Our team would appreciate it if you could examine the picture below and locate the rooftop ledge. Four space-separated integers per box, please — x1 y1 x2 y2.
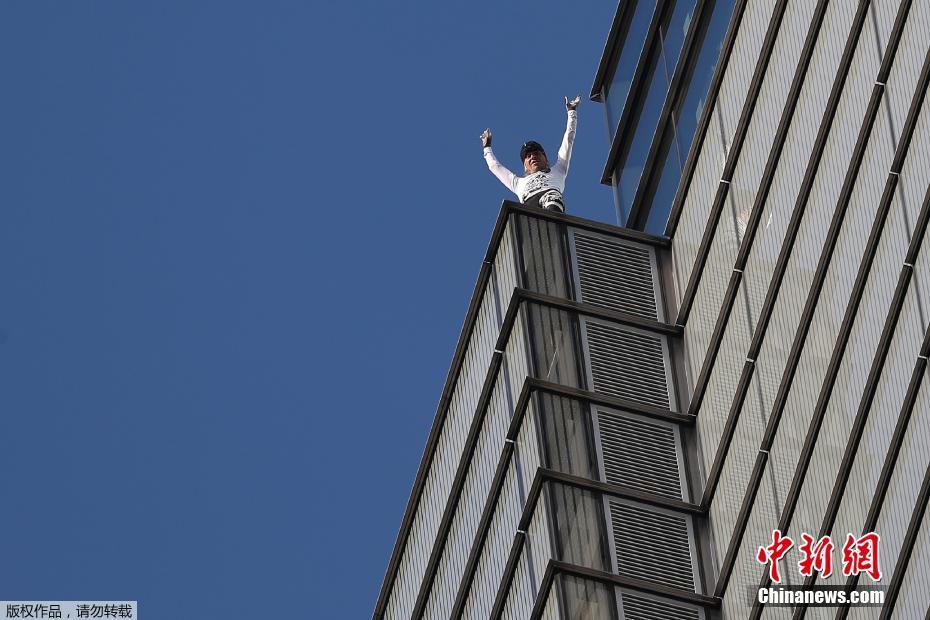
485 200 670 265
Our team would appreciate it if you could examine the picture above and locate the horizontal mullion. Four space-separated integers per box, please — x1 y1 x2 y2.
530 379 691 424
544 469 701 514
507 201 671 248
523 290 680 336
550 561 720 607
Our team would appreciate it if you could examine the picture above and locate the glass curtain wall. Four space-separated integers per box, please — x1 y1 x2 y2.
513 212 573 299
604 0 657 136
640 0 735 234
609 0 698 224
604 0 736 233
536 392 600 481
524 303 584 388
553 574 618 620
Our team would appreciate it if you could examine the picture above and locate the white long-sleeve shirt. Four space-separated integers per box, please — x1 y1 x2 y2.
483 109 577 203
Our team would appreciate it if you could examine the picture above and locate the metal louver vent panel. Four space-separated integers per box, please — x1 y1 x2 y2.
585 321 672 410
597 410 683 499
618 591 702 620
609 500 695 591
573 231 659 320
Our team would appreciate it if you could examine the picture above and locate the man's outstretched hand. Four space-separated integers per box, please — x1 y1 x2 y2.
565 95 581 111
481 128 492 148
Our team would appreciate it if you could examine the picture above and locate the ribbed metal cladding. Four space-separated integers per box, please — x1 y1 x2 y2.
585 321 672 409
597 409 683 499
618 591 703 620
573 231 660 320
609 500 695 591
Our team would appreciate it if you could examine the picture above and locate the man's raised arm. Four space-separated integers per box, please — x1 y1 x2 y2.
481 128 519 195
555 96 580 173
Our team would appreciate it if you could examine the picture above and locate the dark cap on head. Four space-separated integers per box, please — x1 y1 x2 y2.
520 141 545 160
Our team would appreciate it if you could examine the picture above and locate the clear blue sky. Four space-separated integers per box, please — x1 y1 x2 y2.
0 1 618 617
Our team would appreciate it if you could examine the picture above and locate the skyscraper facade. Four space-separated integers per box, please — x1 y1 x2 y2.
376 0 930 617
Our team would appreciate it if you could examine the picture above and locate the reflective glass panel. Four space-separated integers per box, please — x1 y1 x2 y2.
604 0 655 135
642 0 736 234
612 0 697 224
